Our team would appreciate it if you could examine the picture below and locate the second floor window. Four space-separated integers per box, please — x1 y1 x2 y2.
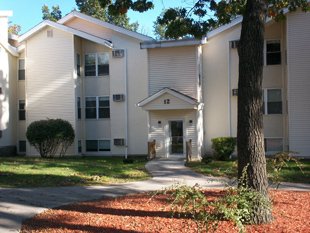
266 40 281 65
77 54 81 77
85 96 110 119
19 100 26 120
77 97 81 119
18 59 25 80
85 53 109 77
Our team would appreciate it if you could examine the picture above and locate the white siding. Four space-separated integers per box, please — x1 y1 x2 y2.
25 27 75 155
148 46 198 98
287 11 310 156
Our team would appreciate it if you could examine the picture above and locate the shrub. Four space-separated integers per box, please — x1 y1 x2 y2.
26 119 75 158
211 137 236 160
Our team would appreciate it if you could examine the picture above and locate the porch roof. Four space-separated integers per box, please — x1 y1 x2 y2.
137 88 200 110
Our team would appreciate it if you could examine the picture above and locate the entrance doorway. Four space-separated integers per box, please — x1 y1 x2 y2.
169 121 183 155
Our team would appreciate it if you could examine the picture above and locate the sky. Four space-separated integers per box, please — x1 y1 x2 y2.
0 0 193 38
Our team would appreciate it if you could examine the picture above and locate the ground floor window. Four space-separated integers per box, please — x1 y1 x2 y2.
78 140 82 153
19 140 26 153
86 140 110 152
264 138 283 152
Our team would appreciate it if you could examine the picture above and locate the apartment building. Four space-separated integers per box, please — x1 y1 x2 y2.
0 10 309 158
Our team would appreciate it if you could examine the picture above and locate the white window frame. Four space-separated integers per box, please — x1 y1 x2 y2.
18 99 26 120
85 96 110 119
264 39 281 66
84 52 109 77
77 97 81 119
263 88 282 115
18 58 25 80
85 139 111 152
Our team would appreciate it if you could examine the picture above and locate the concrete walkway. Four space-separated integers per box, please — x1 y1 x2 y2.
0 159 309 233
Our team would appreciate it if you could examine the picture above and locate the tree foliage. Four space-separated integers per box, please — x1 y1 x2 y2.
42 4 62 22
76 0 139 31
26 119 75 158
8 23 21 35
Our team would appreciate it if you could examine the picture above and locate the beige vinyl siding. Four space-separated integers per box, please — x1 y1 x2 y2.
148 110 198 158
0 46 17 148
64 17 114 41
287 11 310 156
203 22 285 153
25 27 75 155
148 46 198 99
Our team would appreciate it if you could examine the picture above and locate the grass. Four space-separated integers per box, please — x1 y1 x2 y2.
0 156 149 188
187 159 310 184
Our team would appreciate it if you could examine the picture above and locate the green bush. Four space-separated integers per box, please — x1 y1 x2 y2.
211 137 236 160
26 119 75 158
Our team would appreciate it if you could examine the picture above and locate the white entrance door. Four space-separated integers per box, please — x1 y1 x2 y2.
169 120 184 156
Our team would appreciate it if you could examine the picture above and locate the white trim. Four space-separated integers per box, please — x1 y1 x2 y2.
141 38 207 49
138 88 198 107
84 52 110 77
0 41 18 56
58 11 152 41
207 17 243 39
85 96 110 120
18 20 113 48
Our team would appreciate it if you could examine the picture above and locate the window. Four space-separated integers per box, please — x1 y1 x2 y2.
86 140 110 152
18 59 25 80
19 100 26 120
85 96 110 119
77 54 81 76
19 140 26 153
78 140 82 153
264 138 283 152
99 97 110 118
85 53 109 77
77 97 81 119
266 40 281 65
263 89 282 114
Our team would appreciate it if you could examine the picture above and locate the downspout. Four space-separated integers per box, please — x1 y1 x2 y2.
228 41 232 137
125 49 128 159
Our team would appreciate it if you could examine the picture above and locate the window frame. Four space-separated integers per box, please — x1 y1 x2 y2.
76 53 81 77
77 97 81 119
19 140 26 153
263 88 282 115
18 59 25 80
265 39 281 66
85 139 111 152
84 52 109 77
18 99 26 120
85 96 110 120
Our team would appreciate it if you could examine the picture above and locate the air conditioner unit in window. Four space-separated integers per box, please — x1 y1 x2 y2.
232 88 238 96
114 138 125 146
113 94 125 102
112 49 125 58
230 40 239 49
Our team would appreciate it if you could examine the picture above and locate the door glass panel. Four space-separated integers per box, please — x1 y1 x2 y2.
170 121 183 154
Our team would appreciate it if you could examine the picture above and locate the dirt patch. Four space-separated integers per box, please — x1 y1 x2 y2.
21 190 310 233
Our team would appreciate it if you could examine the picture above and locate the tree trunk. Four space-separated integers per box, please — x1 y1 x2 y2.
237 0 273 224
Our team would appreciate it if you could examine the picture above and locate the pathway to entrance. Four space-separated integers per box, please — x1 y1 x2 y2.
0 159 309 233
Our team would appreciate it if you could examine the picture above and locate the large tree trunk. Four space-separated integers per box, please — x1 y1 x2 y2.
237 0 272 224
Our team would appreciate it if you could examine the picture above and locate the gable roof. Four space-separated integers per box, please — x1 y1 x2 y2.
138 88 198 107
0 41 18 56
18 20 113 48
58 11 153 41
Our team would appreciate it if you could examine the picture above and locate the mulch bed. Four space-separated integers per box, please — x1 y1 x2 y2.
21 190 310 233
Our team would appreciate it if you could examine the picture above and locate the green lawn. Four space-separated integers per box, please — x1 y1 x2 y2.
0 156 149 188
187 159 310 184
